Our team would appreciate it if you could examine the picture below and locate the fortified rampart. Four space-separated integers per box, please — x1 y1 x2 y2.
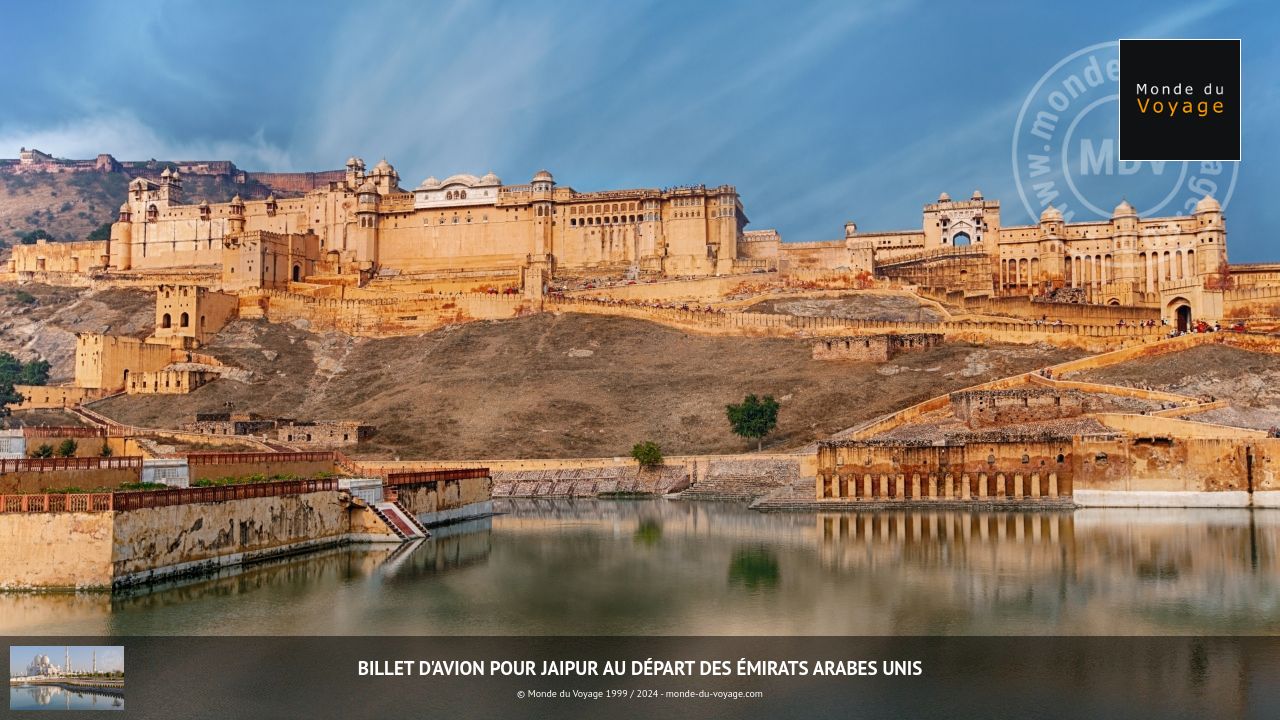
547 297 1159 351
11 385 113 410
241 289 531 336
918 289 1162 325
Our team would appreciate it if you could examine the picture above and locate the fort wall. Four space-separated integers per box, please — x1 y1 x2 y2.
0 510 114 589
12 385 112 410
1072 436 1264 493
562 273 778 302
387 472 492 521
184 452 336 483
7 241 108 274
920 289 1162 325
816 439 1074 502
243 289 530 336
110 488 347 586
0 458 143 493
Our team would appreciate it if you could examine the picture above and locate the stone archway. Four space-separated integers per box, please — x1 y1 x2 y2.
1168 297 1192 332
952 231 971 247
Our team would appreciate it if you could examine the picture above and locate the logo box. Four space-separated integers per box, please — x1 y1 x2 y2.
1119 39 1240 161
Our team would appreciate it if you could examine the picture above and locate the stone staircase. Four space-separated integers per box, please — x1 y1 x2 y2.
749 476 821 510
492 466 689 497
371 501 429 541
679 458 802 502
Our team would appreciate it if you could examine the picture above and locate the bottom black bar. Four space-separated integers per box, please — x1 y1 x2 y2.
6 637 1280 719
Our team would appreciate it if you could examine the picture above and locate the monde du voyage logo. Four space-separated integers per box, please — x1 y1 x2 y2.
1120 39 1241 162
1013 40 1240 225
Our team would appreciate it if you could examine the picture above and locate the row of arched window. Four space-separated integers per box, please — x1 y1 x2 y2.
570 215 642 227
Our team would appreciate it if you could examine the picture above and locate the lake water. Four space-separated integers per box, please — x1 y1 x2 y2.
4 499 1280 636
8 685 124 711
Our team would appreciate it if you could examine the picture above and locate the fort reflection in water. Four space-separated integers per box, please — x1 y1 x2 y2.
2 501 1279 636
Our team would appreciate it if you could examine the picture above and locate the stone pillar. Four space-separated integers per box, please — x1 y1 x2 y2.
1048 473 1059 498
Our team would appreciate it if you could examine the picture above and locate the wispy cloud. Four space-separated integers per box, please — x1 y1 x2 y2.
0 0 1272 259
0 112 292 170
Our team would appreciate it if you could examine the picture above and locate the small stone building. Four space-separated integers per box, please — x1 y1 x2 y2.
153 284 239 347
950 388 1090 429
812 333 943 362
184 413 373 447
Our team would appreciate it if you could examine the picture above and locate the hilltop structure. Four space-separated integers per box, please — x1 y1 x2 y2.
5 153 1278 329
2 147 344 192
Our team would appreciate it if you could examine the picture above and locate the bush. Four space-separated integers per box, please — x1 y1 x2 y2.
29 443 54 459
631 440 663 467
56 439 78 457
117 481 170 491
100 442 113 457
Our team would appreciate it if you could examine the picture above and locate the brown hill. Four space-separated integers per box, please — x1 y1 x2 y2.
0 283 155 380
92 314 1083 459
0 171 279 248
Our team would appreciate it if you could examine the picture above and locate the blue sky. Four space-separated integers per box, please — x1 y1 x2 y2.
9 646 124 676
0 0 1275 260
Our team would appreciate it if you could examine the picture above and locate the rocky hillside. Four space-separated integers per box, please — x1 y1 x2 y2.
0 283 154 381
92 313 1083 459
0 171 279 249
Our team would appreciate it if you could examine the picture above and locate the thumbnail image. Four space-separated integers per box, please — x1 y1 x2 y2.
8 646 124 711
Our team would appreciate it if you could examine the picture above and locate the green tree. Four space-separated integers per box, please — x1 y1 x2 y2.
30 443 54 459
630 440 663 467
18 228 52 245
100 442 113 457
726 394 780 451
56 439 79 458
0 352 50 409
87 222 113 241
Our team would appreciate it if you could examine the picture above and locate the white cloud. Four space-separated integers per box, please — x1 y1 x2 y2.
0 111 292 170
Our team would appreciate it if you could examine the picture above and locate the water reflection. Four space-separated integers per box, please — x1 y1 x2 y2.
728 547 780 590
2 501 1279 635
8 684 125 711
